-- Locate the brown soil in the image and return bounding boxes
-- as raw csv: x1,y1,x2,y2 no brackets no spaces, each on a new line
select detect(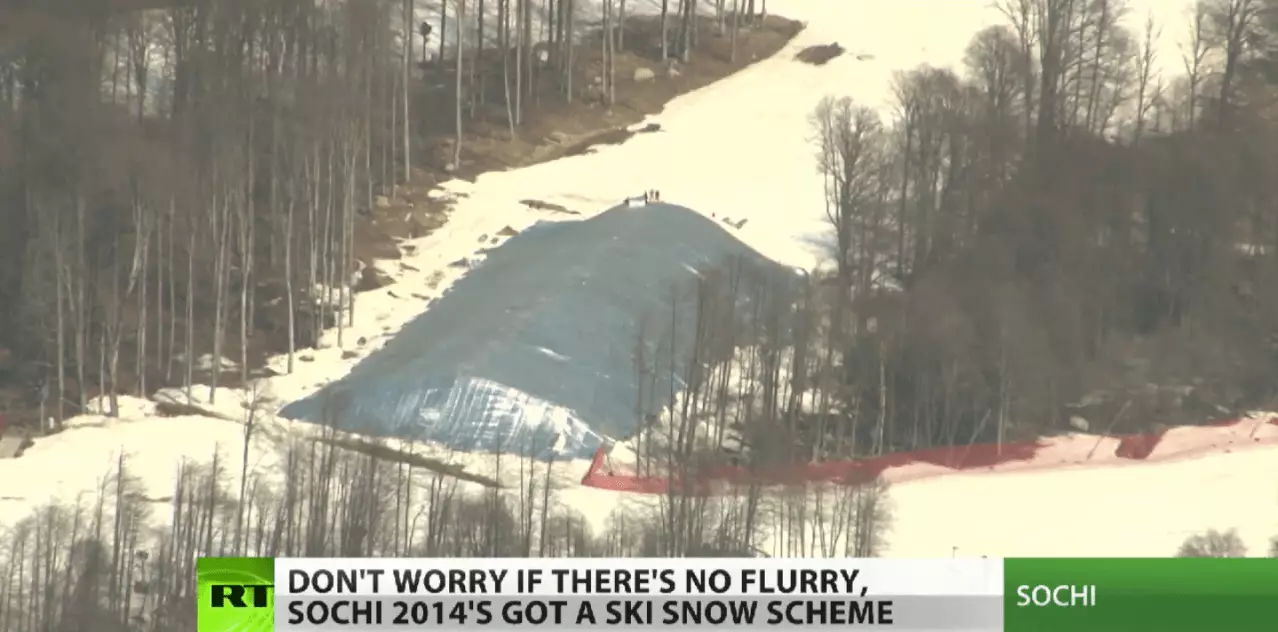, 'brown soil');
0,15,803,433
795,43,845,66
